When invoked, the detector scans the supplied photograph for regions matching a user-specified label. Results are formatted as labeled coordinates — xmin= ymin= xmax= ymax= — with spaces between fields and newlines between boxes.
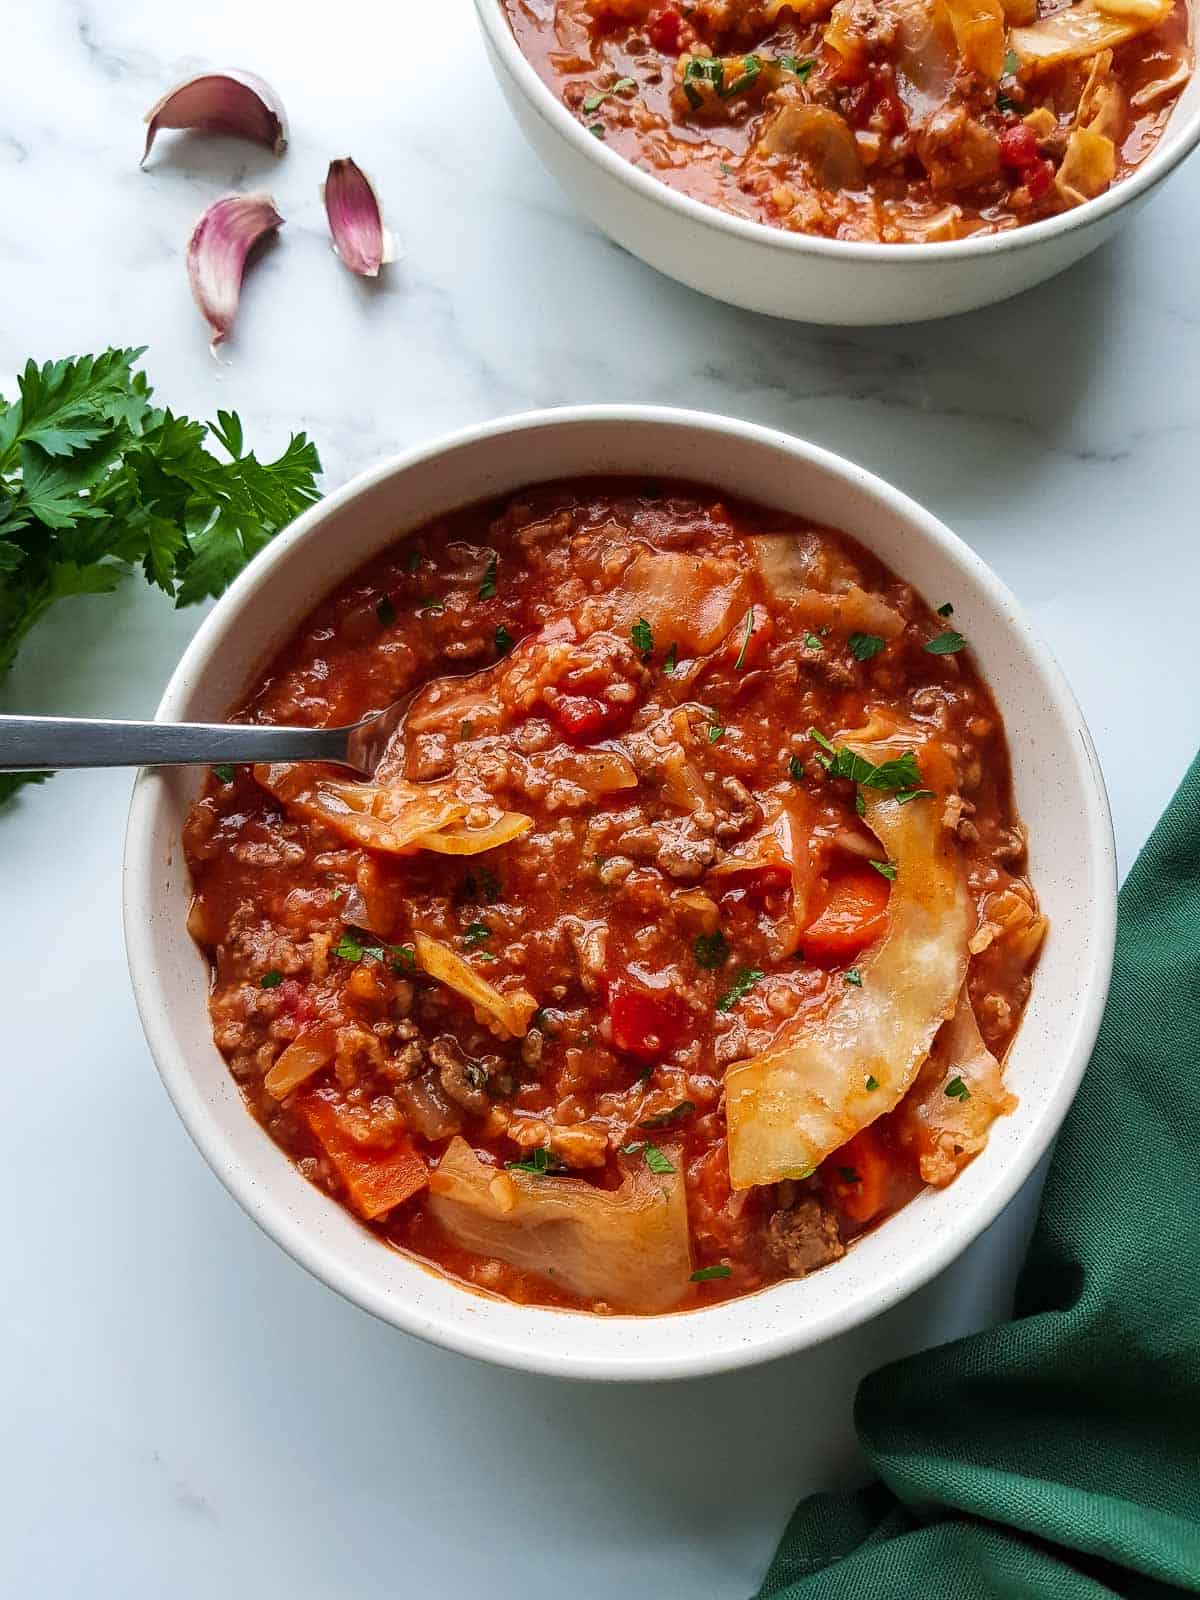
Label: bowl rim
xmin=123 ymin=404 xmax=1117 ymax=1380
xmin=473 ymin=0 xmax=1200 ymax=266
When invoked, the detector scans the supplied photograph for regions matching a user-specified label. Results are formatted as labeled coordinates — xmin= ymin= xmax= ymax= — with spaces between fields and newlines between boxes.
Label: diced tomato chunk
xmin=999 ymin=124 xmax=1040 ymax=169
xmin=609 ymin=978 xmax=689 ymax=1062
xmin=723 ymin=604 xmax=775 ymax=670
xmin=800 ymin=865 xmax=891 ymax=963
xmin=823 ymin=1125 xmax=891 ymax=1225
xmin=1025 ymin=158 xmax=1055 ymax=199
xmin=647 ymin=6 xmax=683 ymax=52
xmin=549 ymin=693 xmax=626 ymax=744
xmin=278 ymin=977 xmax=316 ymax=1025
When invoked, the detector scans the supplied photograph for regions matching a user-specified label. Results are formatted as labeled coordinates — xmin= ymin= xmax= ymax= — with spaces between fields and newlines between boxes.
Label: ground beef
xmin=766 ymin=1199 xmax=846 ymax=1276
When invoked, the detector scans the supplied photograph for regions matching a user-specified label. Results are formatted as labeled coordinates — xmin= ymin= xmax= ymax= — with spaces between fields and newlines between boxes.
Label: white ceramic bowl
xmin=124 ymin=407 xmax=1116 ymax=1380
xmin=473 ymin=0 xmax=1200 ymax=325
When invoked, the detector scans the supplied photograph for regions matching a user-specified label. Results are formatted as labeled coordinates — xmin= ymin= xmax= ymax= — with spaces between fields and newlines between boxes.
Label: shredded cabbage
xmin=1011 ymin=0 xmax=1172 ymax=71
xmin=413 ymin=932 xmax=537 ymax=1040
xmin=725 ymin=726 xmax=971 ymax=1189
xmin=255 ymin=764 xmax=466 ymax=854
xmin=427 ymin=1138 xmax=693 ymax=1312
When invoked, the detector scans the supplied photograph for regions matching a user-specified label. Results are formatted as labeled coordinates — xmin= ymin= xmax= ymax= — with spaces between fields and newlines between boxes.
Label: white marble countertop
xmin=2 ymin=3 xmax=1198 ymax=1596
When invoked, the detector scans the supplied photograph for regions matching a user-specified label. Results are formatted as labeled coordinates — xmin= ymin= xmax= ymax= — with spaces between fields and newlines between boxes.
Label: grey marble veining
xmin=1 ymin=3 xmax=1198 ymax=1598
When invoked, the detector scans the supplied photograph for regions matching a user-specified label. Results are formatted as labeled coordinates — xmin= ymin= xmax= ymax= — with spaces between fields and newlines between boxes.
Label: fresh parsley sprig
xmin=0 ymin=348 xmax=320 ymax=806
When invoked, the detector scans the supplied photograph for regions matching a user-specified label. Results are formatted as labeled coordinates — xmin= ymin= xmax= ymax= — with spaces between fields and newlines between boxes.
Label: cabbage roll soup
xmin=502 ymin=0 xmax=1192 ymax=242
xmin=183 ymin=481 xmax=1045 ymax=1314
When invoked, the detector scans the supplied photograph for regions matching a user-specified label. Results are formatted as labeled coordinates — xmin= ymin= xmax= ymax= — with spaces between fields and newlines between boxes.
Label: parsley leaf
xmin=870 ymin=859 xmax=897 ymax=881
xmin=631 ymin=615 xmax=654 ymax=658
xmin=693 ymin=929 xmax=729 ymax=970
xmin=494 ymin=623 xmax=514 ymax=655
xmin=849 ymin=632 xmax=885 ymax=662
xmin=865 ymin=1074 xmax=879 ymax=1091
xmin=808 ymin=729 xmax=922 ymax=792
xmin=212 ymin=764 xmax=235 ymax=785
xmin=376 ymin=596 xmax=395 ymax=627
xmin=924 ymin=630 xmax=966 ymax=655
xmin=663 ymin=642 xmax=678 ymax=675
xmin=716 ymin=967 xmax=763 ymax=1012
xmin=844 ymin=967 xmax=863 ymax=986
xmin=776 ymin=54 xmax=815 ymax=82
xmin=0 ymin=350 xmax=320 ymax=807
xmin=691 ymin=1264 xmax=732 ymax=1282
xmin=937 ymin=601 xmax=954 ymax=617
xmin=804 ymin=632 xmax=822 ymax=650
xmin=505 ymin=1147 xmax=564 ymax=1176
xmin=897 ymin=788 xmax=935 ymax=805
xmin=945 ymin=1076 xmax=972 ymax=1101
xmin=837 ymin=1166 xmax=861 ymax=1183
xmin=260 ymin=970 xmax=284 ymax=988
xmin=582 ymin=75 xmax=636 ymax=113
xmin=638 ymin=1100 xmax=696 ymax=1129
xmin=478 ymin=551 xmax=498 ymax=600
xmin=706 ymin=708 xmax=725 ymax=744
xmin=789 ymin=755 xmax=805 ymax=781
xmin=462 ymin=921 xmax=492 ymax=948
xmin=642 ymin=1142 xmax=676 ymax=1175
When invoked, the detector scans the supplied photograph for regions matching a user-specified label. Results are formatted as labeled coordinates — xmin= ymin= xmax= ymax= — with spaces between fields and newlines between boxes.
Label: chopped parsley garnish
xmin=897 ymin=788 xmax=935 ymax=805
xmin=620 ymin=1141 xmax=644 ymax=1157
xmin=837 ymin=1166 xmax=861 ymax=1183
xmin=682 ymin=53 xmax=726 ymax=108
xmin=583 ymin=76 xmax=636 ymax=112
xmin=418 ymin=598 xmax=445 ymax=616
xmin=462 ymin=921 xmax=492 ymax=948
xmin=376 ymin=596 xmax=396 ymax=627
xmin=638 ymin=1100 xmax=696 ymax=1129
xmin=706 ymin=708 xmax=725 ymax=744
xmin=642 ymin=1142 xmax=676 ymax=1175
xmin=478 ymin=551 xmax=498 ymax=599
xmin=588 ymin=122 xmax=606 ymax=138
xmin=855 ymin=790 xmax=866 ymax=817
xmin=505 ymin=1148 xmax=564 ymax=1176
xmin=459 ymin=719 xmax=475 ymax=740
xmin=937 ymin=601 xmax=954 ymax=617
xmin=494 ymin=623 xmax=514 ymax=655
xmin=1003 ymin=47 xmax=1020 ymax=75
xmin=464 ymin=1061 xmax=489 ymax=1092
xmin=212 ymin=764 xmax=235 ymax=785
xmin=870 ymin=859 xmax=897 ymax=881
xmin=693 ymin=929 xmax=729 ymax=970
xmin=997 ymin=93 xmax=1023 ymax=113
xmin=691 ymin=1264 xmax=732 ymax=1282
xmin=808 ymin=728 xmax=922 ymax=792
xmin=945 ymin=1076 xmax=972 ymax=1101
xmin=777 ymin=54 xmax=815 ymax=82
xmin=733 ymin=607 xmax=755 ymax=671
xmin=789 ymin=755 xmax=805 ymax=781
xmin=849 ymin=632 xmax=885 ymax=662
xmin=716 ymin=966 xmax=763 ymax=1012
xmin=478 ymin=867 xmax=501 ymax=903
xmin=405 ymin=548 xmax=423 ymax=573
xmin=663 ymin=642 xmax=678 ymax=675
xmin=924 ymin=630 xmax=966 ymax=655
xmin=719 ymin=161 xmax=735 ymax=177
xmin=260 ymin=970 xmax=284 ymax=989
xmin=391 ymin=944 xmax=416 ymax=972
xmin=844 ymin=967 xmax=863 ymax=987
xmin=723 ymin=53 xmax=762 ymax=95
xmin=631 ymin=615 xmax=654 ymax=658
xmin=865 ymin=1075 xmax=879 ymax=1091
xmin=804 ymin=633 xmax=822 ymax=650
xmin=336 ymin=928 xmax=384 ymax=964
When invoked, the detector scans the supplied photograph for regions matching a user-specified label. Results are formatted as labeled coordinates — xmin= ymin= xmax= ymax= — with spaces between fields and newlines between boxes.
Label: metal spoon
xmin=0 ymin=696 xmax=419 ymax=779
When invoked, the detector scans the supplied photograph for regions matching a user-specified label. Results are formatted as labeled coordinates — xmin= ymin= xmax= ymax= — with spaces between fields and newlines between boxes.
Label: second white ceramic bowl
xmin=124 ymin=407 xmax=1116 ymax=1379
xmin=474 ymin=0 xmax=1200 ymax=325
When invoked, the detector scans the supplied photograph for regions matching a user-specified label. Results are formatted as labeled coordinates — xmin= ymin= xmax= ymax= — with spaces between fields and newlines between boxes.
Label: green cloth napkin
xmin=759 ymin=754 xmax=1200 ymax=1600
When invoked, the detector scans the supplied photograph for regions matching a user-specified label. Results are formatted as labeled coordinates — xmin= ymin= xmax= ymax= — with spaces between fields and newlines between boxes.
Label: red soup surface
xmin=183 ymin=480 xmax=1045 ymax=1314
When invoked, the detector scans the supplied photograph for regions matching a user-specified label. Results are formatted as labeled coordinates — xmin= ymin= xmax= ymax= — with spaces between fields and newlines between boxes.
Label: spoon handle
xmin=0 ymin=714 xmax=353 ymax=772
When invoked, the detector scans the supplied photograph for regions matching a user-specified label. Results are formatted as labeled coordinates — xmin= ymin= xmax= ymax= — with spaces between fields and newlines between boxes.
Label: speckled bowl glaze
xmin=473 ymin=0 xmax=1200 ymax=325
xmin=123 ymin=408 xmax=1116 ymax=1380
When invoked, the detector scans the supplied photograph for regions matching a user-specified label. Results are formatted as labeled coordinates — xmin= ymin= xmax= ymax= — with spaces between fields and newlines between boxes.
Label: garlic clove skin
xmin=322 ymin=158 xmax=395 ymax=278
xmin=143 ymin=71 xmax=288 ymax=166
xmin=187 ymin=194 xmax=283 ymax=355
